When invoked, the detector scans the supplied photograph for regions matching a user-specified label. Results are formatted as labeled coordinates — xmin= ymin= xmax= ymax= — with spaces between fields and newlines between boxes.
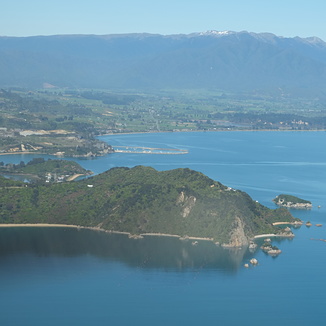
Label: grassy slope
xmin=0 ymin=166 xmax=295 ymax=244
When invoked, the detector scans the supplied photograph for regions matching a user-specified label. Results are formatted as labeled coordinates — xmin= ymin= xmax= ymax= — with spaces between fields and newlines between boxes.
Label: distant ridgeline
xmin=0 ymin=166 xmax=297 ymax=246
xmin=1 ymin=32 xmax=326 ymax=95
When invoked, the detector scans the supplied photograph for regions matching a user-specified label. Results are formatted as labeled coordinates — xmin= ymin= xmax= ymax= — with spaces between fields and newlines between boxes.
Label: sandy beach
xmin=253 ymin=233 xmax=295 ymax=239
xmin=66 ymin=174 xmax=84 ymax=181
xmin=253 ymin=233 xmax=279 ymax=239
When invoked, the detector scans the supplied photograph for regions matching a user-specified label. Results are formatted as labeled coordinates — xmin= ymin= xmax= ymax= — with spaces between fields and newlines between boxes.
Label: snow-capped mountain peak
xmin=198 ymin=30 xmax=234 ymax=36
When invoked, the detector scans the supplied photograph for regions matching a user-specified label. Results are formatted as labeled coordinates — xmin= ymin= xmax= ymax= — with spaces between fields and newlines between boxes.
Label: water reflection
xmin=0 ymin=227 xmax=252 ymax=272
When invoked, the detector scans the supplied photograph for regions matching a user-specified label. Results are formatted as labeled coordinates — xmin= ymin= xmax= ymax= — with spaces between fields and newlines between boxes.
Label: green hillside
xmin=0 ymin=166 xmax=296 ymax=246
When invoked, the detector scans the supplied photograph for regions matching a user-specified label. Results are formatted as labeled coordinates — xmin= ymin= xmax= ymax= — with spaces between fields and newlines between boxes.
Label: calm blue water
xmin=1 ymin=131 xmax=326 ymax=325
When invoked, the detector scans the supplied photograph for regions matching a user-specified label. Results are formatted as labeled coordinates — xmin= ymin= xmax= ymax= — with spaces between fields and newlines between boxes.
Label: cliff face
xmin=176 ymin=191 xmax=197 ymax=218
xmin=223 ymin=217 xmax=249 ymax=247
xmin=0 ymin=166 xmax=296 ymax=246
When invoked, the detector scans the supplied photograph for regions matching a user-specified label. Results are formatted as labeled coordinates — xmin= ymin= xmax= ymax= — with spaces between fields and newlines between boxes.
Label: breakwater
xmin=113 ymin=146 xmax=188 ymax=154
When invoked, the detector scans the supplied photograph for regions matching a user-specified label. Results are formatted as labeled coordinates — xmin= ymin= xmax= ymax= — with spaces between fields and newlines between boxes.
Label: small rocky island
xmin=260 ymin=240 xmax=282 ymax=256
xmin=273 ymin=194 xmax=312 ymax=209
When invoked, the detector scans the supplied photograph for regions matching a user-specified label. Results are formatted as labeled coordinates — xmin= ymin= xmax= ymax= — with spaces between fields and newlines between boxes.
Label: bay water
xmin=1 ymin=131 xmax=326 ymax=325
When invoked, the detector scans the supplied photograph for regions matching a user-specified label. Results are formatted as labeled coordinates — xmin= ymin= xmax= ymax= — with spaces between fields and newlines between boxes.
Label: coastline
xmin=1 ymin=130 xmax=324 ymax=157
xmin=0 ymin=224 xmax=220 ymax=243
xmin=66 ymin=174 xmax=85 ymax=181
xmin=0 ymin=223 xmax=82 ymax=228
xmin=272 ymin=221 xmax=303 ymax=226
xmin=0 ymin=223 xmax=295 ymax=244
xmin=101 ymin=129 xmax=326 ymax=137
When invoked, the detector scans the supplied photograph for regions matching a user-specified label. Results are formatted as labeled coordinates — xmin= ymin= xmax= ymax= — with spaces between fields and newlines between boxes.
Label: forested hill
xmin=1 ymin=31 xmax=326 ymax=96
xmin=0 ymin=166 xmax=296 ymax=246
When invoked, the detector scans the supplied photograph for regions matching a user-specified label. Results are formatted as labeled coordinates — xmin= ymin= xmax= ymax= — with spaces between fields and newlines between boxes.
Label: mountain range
xmin=1 ymin=31 xmax=326 ymax=95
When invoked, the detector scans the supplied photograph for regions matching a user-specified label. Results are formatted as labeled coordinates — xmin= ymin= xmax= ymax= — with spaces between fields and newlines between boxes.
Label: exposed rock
xmin=261 ymin=244 xmax=271 ymax=252
xmin=292 ymin=221 xmax=303 ymax=229
xmin=261 ymin=241 xmax=282 ymax=256
xmin=128 ymin=234 xmax=144 ymax=239
xmin=249 ymin=241 xmax=257 ymax=250
xmin=176 ymin=191 xmax=186 ymax=204
xmin=250 ymin=258 xmax=258 ymax=265
xmin=293 ymin=221 xmax=303 ymax=226
xmin=222 ymin=216 xmax=249 ymax=247
xmin=176 ymin=191 xmax=197 ymax=218
xmin=267 ymin=249 xmax=282 ymax=256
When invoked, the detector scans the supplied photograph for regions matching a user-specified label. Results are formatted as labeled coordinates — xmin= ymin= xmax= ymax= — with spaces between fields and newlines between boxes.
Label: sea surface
xmin=1 ymin=131 xmax=326 ymax=325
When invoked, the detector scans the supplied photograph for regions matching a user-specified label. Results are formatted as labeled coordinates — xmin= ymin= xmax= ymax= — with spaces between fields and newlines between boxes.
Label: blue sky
xmin=1 ymin=0 xmax=326 ymax=40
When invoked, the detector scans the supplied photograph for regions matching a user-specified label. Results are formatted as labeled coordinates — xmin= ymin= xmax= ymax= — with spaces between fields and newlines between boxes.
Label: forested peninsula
xmin=0 ymin=166 xmax=297 ymax=246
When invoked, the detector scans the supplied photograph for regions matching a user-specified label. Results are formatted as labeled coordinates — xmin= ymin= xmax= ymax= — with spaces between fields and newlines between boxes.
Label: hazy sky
xmin=1 ymin=0 xmax=326 ymax=40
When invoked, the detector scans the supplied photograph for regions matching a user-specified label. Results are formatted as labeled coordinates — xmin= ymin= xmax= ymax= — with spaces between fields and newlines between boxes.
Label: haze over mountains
xmin=1 ymin=31 xmax=326 ymax=96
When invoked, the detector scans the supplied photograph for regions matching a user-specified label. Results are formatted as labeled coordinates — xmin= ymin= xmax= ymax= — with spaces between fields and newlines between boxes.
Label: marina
xmin=112 ymin=145 xmax=188 ymax=154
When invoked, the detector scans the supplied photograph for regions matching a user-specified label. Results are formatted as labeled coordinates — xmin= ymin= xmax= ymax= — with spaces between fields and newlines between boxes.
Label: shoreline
xmin=0 ymin=223 xmax=295 ymax=244
xmin=0 ymin=223 xmax=82 ymax=228
xmin=0 ymin=224 xmax=219 ymax=243
xmin=272 ymin=221 xmax=303 ymax=226
xmin=66 ymin=174 xmax=85 ymax=181
xmin=101 ymin=129 xmax=326 ymax=137
xmin=0 ymin=130 xmax=324 ymax=157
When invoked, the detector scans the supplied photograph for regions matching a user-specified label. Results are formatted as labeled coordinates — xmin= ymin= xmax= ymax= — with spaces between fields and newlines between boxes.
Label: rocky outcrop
xmin=222 ymin=216 xmax=249 ymax=247
xmin=250 ymin=258 xmax=258 ymax=265
xmin=267 ymin=249 xmax=282 ymax=256
xmin=176 ymin=191 xmax=197 ymax=218
xmin=261 ymin=241 xmax=282 ymax=256
xmin=282 ymin=202 xmax=312 ymax=209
